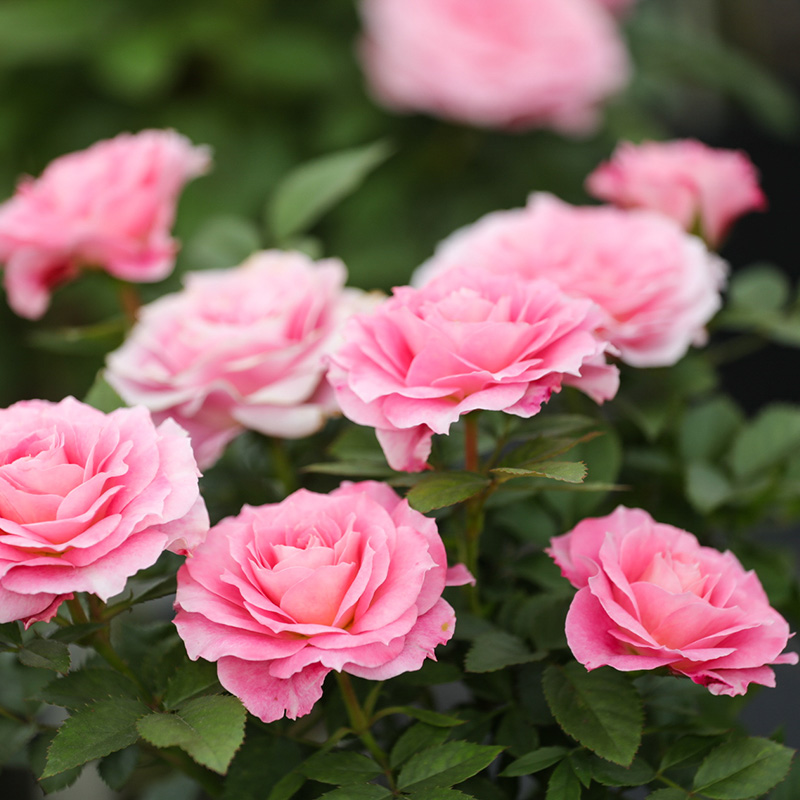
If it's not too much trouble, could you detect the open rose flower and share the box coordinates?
[415,193,727,367]
[174,481,468,722]
[0,397,208,627]
[0,129,210,319]
[586,139,766,248]
[358,0,630,134]
[328,266,618,472]
[106,250,371,469]
[547,506,798,696]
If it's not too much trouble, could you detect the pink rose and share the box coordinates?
[174,481,465,722]
[358,0,630,134]
[328,266,618,472]
[415,193,727,368]
[0,397,208,627]
[586,139,766,248]
[547,506,798,696]
[106,250,367,469]
[0,129,210,319]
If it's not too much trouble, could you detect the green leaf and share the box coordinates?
[18,639,71,673]
[729,404,800,478]
[464,630,544,673]
[728,264,791,312]
[98,745,139,791]
[39,668,142,709]
[659,735,719,772]
[43,697,150,777]
[224,735,303,800]
[543,663,642,766]
[0,622,22,646]
[300,751,383,785]
[391,723,451,769]
[136,695,246,775]
[406,472,491,513]
[183,215,262,272]
[30,731,85,794]
[692,737,794,799]
[545,759,581,800]
[318,786,392,800]
[679,397,744,463]
[28,317,126,355]
[492,461,586,484]
[267,771,305,800]
[388,707,464,727]
[406,790,476,800]
[268,140,392,242]
[398,742,504,792]
[500,747,569,777]
[685,462,734,514]
[590,755,655,786]
[162,659,221,709]
[0,717,37,764]
[48,622,106,644]
[84,371,127,413]
[646,791,690,800]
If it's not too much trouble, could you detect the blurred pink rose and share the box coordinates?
[174,481,467,722]
[586,139,766,248]
[547,506,798,696]
[594,0,638,14]
[0,397,208,627]
[0,129,210,319]
[415,193,727,367]
[358,0,630,134]
[106,251,370,470]
[328,266,618,472]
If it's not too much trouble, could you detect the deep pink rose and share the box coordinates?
[0,129,210,319]
[547,506,798,696]
[415,193,727,368]
[0,397,208,627]
[106,251,369,469]
[328,266,618,472]
[358,0,630,134]
[174,481,466,722]
[586,139,766,248]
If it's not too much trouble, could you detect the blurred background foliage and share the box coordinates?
[0,0,798,411]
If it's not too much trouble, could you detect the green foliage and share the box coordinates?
[17,638,71,673]
[397,742,505,793]
[543,663,643,767]
[464,630,543,673]
[407,472,491,513]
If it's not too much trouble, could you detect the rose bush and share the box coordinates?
[548,506,798,696]
[358,0,630,134]
[174,481,465,722]
[415,193,727,367]
[328,266,618,472]
[586,139,766,248]
[0,397,208,627]
[0,129,210,319]
[106,250,369,469]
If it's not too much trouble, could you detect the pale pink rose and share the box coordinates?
[586,139,766,248]
[106,250,367,470]
[0,397,208,627]
[0,129,210,319]
[328,266,618,472]
[358,0,630,134]
[547,506,798,696]
[174,481,469,722]
[415,193,727,368]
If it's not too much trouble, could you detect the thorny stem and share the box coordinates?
[464,413,480,473]
[336,673,397,791]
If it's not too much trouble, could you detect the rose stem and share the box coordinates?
[463,413,480,473]
[119,282,141,325]
[335,672,397,791]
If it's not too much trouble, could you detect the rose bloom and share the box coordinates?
[586,139,766,248]
[0,129,210,319]
[328,266,618,473]
[415,193,727,368]
[358,0,630,134]
[174,481,468,722]
[547,506,798,696]
[0,397,208,627]
[106,250,368,470]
